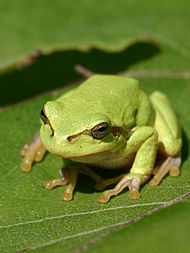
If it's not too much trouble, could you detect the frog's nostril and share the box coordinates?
[40,108,48,124]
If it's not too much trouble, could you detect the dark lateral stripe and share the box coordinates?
[67,129,91,142]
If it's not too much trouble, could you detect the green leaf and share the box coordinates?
[0,0,190,72]
[0,76,190,252]
[0,0,190,252]
[84,194,190,253]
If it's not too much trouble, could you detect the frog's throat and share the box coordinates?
[60,150,107,159]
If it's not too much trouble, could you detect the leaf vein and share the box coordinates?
[0,202,166,229]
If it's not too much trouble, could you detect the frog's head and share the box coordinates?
[40,100,124,162]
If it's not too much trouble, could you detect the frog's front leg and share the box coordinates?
[149,91,182,186]
[61,166,79,201]
[44,164,103,201]
[98,127,158,203]
[20,132,46,172]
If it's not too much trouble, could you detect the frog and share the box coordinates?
[19,74,182,203]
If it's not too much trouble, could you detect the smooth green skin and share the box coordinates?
[40,75,182,183]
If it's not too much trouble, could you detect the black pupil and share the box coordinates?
[98,126,106,132]
[91,123,109,139]
[40,108,48,124]
[41,108,46,117]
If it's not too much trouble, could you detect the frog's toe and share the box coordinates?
[169,157,181,176]
[130,190,140,199]
[97,175,142,203]
[61,192,73,201]
[44,180,53,189]
[97,192,111,204]
[44,178,68,190]
[169,166,180,176]
[149,156,181,186]
[20,144,36,172]
[34,147,46,162]
[20,159,32,172]
[97,188,121,203]
[128,177,141,199]
[19,143,31,156]
[149,178,160,186]
[168,157,181,176]
[20,132,46,172]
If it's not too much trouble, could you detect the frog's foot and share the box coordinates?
[94,172,128,191]
[151,155,166,175]
[61,165,103,201]
[97,174,143,204]
[44,168,69,190]
[44,164,103,201]
[149,156,181,186]
[20,132,46,172]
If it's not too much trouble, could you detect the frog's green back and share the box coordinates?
[56,74,154,132]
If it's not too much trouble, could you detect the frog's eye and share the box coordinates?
[40,107,54,136]
[40,108,48,124]
[91,122,109,139]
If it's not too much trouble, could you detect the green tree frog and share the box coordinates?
[20,75,182,203]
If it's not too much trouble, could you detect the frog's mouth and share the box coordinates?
[40,108,55,136]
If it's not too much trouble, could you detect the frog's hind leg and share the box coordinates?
[149,91,182,186]
[94,172,129,191]
[79,165,103,184]
[149,156,181,186]
[61,165,104,201]
[44,165,104,201]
